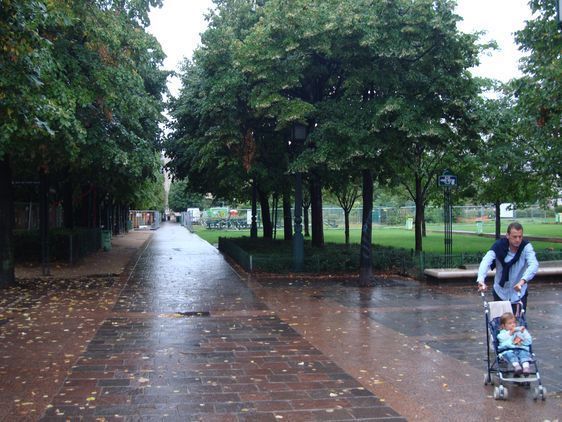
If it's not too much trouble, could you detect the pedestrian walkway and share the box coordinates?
[37,223,405,421]
[1,222,560,421]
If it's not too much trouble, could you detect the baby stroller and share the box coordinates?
[481,292,546,401]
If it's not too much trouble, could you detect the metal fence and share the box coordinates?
[180,211,194,233]
[14,228,102,264]
[14,202,63,230]
[220,205,559,230]
[129,210,161,230]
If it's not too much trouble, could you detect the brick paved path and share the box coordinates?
[38,224,404,421]
[251,278,562,420]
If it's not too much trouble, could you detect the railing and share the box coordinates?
[205,218,250,230]
[180,212,194,233]
[218,237,253,271]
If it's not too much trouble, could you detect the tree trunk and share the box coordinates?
[39,168,50,276]
[62,170,74,229]
[344,210,350,245]
[271,193,278,239]
[0,155,15,287]
[117,204,124,234]
[121,204,127,233]
[310,174,324,247]
[303,205,310,237]
[421,204,426,237]
[495,200,501,239]
[102,196,112,231]
[125,205,130,232]
[79,185,89,227]
[359,169,373,287]
[258,188,273,239]
[250,181,258,238]
[414,175,424,252]
[283,187,292,241]
[87,184,93,228]
[112,203,117,235]
[92,186,97,228]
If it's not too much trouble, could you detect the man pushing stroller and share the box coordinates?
[476,222,539,313]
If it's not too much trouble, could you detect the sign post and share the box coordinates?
[438,170,458,268]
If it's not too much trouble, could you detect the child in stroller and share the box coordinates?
[482,294,546,401]
[497,312,532,376]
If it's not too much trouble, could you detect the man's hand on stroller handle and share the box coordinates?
[477,281,487,292]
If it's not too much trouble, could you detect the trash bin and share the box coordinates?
[101,230,112,251]
[476,220,483,234]
[405,217,413,230]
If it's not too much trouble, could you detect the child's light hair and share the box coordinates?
[500,312,515,326]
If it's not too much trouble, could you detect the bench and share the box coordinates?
[424,261,562,281]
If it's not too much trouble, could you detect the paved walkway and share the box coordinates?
[1,222,561,421]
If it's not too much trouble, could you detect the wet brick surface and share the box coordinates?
[37,226,406,421]
[3,224,561,421]
[262,278,562,394]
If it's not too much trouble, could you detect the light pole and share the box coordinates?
[438,170,458,268]
[557,0,562,28]
[291,123,307,271]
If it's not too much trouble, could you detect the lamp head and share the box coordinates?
[291,123,307,142]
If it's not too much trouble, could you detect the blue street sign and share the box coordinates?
[438,174,457,187]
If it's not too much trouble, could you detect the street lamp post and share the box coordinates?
[291,123,307,272]
[438,169,458,268]
[557,0,562,28]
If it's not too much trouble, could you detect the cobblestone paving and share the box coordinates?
[255,277,562,420]
[360,285,562,394]
[39,226,405,421]
[261,278,562,393]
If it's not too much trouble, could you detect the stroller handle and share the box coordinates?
[479,290,524,316]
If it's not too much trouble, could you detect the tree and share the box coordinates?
[168,179,208,211]
[166,1,270,225]
[374,0,482,253]
[473,93,550,238]
[0,1,81,285]
[515,0,561,182]
[0,0,167,286]
[326,174,360,245]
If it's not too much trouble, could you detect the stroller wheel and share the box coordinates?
[534,386,547,401]
[494,385,508,400]
[484,373,491,385]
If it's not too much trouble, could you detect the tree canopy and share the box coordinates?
[0,0,168,285]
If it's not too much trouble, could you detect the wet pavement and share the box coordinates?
[1,222,561,421]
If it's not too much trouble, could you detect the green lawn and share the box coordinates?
[426,220,562,238]
[193,224,561,254]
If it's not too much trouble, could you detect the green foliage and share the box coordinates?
[168,179,209,211]
[1,0,168,202]
[130,168,165,211]
[515,0,562,182]
[472,93,549,208]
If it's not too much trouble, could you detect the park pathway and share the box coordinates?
[40,223,404,421]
